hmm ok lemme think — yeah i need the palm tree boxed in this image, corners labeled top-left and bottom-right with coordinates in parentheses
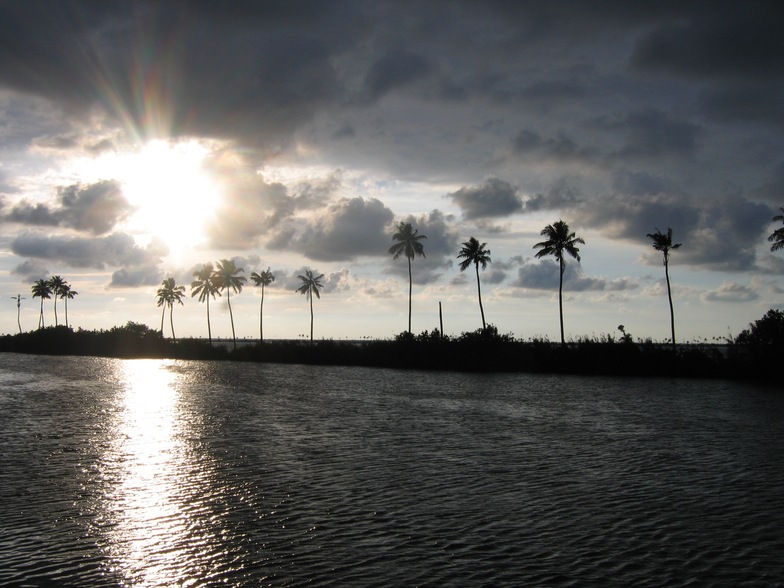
top-left (47, 275), bottom-right (66, 326)
top-left (296, 269), bottom-right (324, 341)
top-left (191, 262), bottom-right (221, 345)
top-left (156, 277), bottom-right (185, 340)
top-left (214, 258), bottom-right (246, 351)
top-left (31, 279), bottom-right (52, 329)
top-left (388, 221), bottom-right (427, 333)
top-left (768, 207), bottom-right (784, 252)
top-left (250, 267), bottom-right (275, 342)
top-left (457, 237), bottom-right (492, 330)
top-left (11, 294), bottom-right (25, 333)
top-left (59, 283), bottom-right (78, 329)
top-left (647, 227), bottom-right (682, 350)
top-left (533, 219), bottom-right (585, 345)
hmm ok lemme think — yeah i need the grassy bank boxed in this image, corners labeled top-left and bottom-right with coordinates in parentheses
top-left (0, 322), bottom-right (779, 383)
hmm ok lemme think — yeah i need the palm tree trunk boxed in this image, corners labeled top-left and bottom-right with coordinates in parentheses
top-left (407, 257), bottom-right (413, 333)
top-left (64, 299), bottom-right (69, 329)
top-left (475, 263), bottom-right (486, 330)
top-left (665, 260), bottom-right (676, 350)
top-left (160, 305), bottom-right (166, 335)
top-left (227, 290), bottom-right (236, 351)
top-left (169, 302), bottom-right (176, 341)
top-left (206, 296), bottom-right (212, 346)
top-left (39, 300), bottom-right (45, 329)
top-left (259, 286), bottom-right (264, 342)
top-left (309, 291), bottom-right (314, 342)
top-left (53, 298), bottom-right (58, 326)
top-left (558, 258), bottom-right (565, 345)
top-left (17, 304), bottom-right (22, 334)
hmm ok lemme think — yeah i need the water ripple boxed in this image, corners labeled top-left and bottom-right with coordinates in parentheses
top-left (0, 355), bottom-right (782, 586)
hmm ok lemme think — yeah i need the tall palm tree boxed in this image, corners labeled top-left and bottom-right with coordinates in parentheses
top-left (59, 283), bottom-right (78, 329)
top-left (214, 258), bottom-right (246, 351)
top-left (533, 219), bottom-right (585, 345)
top-left (191, 262), bottom-right (221, 345)
top-left (388, 221), bottom-right (427, 333)
top-left (156, 277), bottom-right (185, 340)
top-left (768, 207), bottom-right (784, 252)
top-left (250, 267), bottom-right (275, 342)
top-left (31, 279), bottom-right (52, 329)
top-left (457, 237), bottom-right (492, 330)
top-left (296, 269), bottom-right (324, 341)
top-left (647, 227), bottom-right (682, 350)
top-left (47, 275), bottom-right (66, 326)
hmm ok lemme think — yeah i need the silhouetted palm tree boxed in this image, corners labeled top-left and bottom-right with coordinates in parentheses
top-left (156, 277), bottom-right (185, 340)
top-left (534, 219), bottom-right (585, 345)
top-left (389, 221), bottom-right (426, 333)
top-left (768, 207), bottom-right (784, 252)
top-left (59, 283), bottom-right (77, 329)
top-left (296, 269), bottom-right (324, 341)
top-left (191, 262), bottom-right (221, 345)
top-left (647, 227), bottom-right (681, 350)
top-left (31, 279), bottom-right (52, 329)
top-left (47, 275), bottom-right (66, 326)
top-left (11, 294), bottom-right (24, 333)
top-left (214, 259), bottom-right (246, 351)
top-left (457, 237), bottom-right (492, 330)
top-left (250, 267), bottom-right (275, 341)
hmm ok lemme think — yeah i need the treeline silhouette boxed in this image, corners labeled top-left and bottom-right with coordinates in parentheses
top-left (2, 311), bottom-right (782, 382)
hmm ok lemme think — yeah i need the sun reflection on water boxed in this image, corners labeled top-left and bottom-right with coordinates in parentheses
top-left (100, 359), bottom-right (221, 587)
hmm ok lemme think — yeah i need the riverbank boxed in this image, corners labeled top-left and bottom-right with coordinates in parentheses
top-left (0, 323), bottom-right (778, 382)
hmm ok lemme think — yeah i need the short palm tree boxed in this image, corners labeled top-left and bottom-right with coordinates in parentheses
top-left (191, 262), bottom-right (221, 345)
top-left (457, 237), bottom-right (492, 330)
top-left (768, 207), bottom-right (784, 252)
top-left (11, 294), bottom-right (25, 333)
top-left (156, 277), bottom-right (185, 340)
top-left (59, 283), bottom-right (77, 329)
top-left (389, 221), bottom-right (426, 333)
top-left (214, 259), bottom-right (246, 351)
top-left (31, 279), bottom-right (52, 329)
top-left (296, 269), bottom-right (324, 341)
top-left (647, 227), bottom-right (682, 350)
top-left (250, 267), bottom-right (275, 342)
top-left (534, 219), bottom-right (585, 345)
top-left (47, 275), bottom-right (66, 326)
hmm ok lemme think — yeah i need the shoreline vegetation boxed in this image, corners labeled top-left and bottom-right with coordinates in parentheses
top-left (1, 313), bottom-right (782, 383)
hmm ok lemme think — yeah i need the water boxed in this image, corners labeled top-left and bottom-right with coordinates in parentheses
top-left (0, 353), bottom-right (782, 587)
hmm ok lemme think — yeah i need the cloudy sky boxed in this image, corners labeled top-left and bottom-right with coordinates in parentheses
top-left (1, 0), bottom-right (782, 342)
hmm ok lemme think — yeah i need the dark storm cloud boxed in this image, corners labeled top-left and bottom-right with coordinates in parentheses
top-left (279, 197), bottom-right (395, 261)
top-left (581, 193), bottom-right (773, 271)
top-left (630, 6), bottom-right (783, 80)
top-left (702, 282), bottom-right (759, 303)
top-left (513, 258), bottom-right (637, 293)
top-left (605, 109), bottom-right (701, 161)
top-left (512, 129), bottom-right (600, 164)
top-left (4, 180), bottom-right (133, 235)
top-left (0, 1), bottom-right (369, 148)
top-left (11, 259), bottom-right (49, 282)
top-left (448, 178), bottom-right (522, 219)
top-left (363, 50), bottom-right (434, 102)
top-left (10, 231), bottom-right (167, 271)
top-left (110, 265), bottom-right (163, 288)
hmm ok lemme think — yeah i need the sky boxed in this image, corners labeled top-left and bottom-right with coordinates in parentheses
top-left (0, 0), bottom-right (782, 342)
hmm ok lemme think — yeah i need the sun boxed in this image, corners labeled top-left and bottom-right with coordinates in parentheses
top-left (69, 138), bottom-right (222, 258)
top-left (120, 140), bottom-right (221, 257)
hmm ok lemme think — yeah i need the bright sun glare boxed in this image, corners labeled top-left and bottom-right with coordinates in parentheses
top-left (75, 139), bottom-right (222, 258)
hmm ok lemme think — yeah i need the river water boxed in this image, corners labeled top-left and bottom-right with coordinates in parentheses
top-left (0, 352), bottom-right (782, 587)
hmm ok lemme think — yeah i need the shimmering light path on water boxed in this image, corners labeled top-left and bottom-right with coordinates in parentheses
top-left (0, 353), bottom-right (782, 586)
